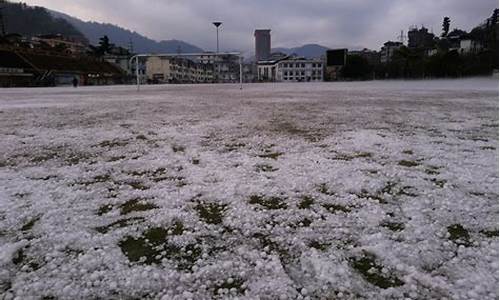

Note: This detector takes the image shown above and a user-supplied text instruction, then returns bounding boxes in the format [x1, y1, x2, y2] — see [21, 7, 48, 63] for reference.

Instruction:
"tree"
[90, 35, 115, 58]
[442, 17, 451, 37]
[447, 28, 467, 38]
[98, 35, 114, 54]
[341, 55, 372, 80]
[490, 8, 499, 28]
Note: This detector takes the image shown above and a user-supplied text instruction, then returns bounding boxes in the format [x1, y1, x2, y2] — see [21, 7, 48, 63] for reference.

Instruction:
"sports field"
[0, 79, 498, 299]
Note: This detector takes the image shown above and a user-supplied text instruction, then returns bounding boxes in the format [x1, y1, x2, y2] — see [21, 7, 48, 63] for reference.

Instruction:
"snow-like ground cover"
[0, 79, 498, 300]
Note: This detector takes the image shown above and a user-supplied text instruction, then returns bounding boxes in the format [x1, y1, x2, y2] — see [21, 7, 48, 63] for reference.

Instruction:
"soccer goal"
[129, 52, 244, 91]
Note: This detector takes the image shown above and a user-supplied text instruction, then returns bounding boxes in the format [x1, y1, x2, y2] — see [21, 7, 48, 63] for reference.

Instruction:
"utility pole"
[128, 38, 134, 54]
[397, 30, 407, 44]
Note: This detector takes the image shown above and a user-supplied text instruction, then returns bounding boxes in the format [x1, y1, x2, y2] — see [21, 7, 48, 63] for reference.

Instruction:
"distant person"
[72, 78, 79, 88]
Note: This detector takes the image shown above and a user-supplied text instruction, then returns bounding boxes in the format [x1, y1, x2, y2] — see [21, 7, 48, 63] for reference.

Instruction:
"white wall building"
[257, 57, 323, 82]
[459, 40, 483, 55]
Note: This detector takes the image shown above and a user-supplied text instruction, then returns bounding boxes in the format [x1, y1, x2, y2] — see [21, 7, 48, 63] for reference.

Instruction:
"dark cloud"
[20, 0, 498, 52]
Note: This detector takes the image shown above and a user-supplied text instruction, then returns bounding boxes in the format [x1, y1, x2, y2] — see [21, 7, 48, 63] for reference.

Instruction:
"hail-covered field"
[0, 79, 498, 300]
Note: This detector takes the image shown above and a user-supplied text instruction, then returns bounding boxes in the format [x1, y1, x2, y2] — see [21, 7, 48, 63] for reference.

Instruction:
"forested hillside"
[2, 2, 87, 42]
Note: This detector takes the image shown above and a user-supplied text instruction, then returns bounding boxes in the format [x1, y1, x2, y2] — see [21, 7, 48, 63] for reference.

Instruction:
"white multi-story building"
[459, 40, 483, 55]
[257, 56, 323, 82]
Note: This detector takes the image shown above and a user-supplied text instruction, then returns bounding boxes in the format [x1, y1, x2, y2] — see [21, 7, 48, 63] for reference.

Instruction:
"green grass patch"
[381, 182, 418, 198]
[350, 252, 404, 289]
[298, 196, 315, 209]
[169, 220, 185, 236]
[249, 195, 288, 210]
[108, 156, 126, 162]
[119, 227, 168, 265]
[12, 248, 26, 265]
[258, 152, 283, 160]
[95, 217, 145, 234]
[21, 217, 40, 232]
[172, 145, 186, 153]
[448, 224, 471, 246]
[398, 160, 420, 167]
[480, 229, 499, 238]
[425, 168, 440, 175]
[97, 204, 114, 216]
[332, 152, 372, 161]
[309, 240, 331, 251]
[381, 221, 405, 232]
[357, 189, 387, 204]
[224, 142, 246, 152]
[194, 202, 227, 225]
[290, 218, 312, 228]
[253, 233, 291, 263]
[30, 152, 58, 163]
[430, 178, 447, 188]
[120, 199, 158, 215]
[126, 180, 150, 190]
[256, 164, 278, 172]
[98, 139, 128, 148]
[318, 183, 335, 196]
[119, 222, 193, 268]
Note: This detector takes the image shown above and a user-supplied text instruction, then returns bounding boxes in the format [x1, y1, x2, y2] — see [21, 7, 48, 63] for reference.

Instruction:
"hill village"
[0, 3, 498, 87]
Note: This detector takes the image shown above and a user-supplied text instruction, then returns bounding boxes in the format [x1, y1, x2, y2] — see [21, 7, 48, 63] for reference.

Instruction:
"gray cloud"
[19, 0, 498, 52]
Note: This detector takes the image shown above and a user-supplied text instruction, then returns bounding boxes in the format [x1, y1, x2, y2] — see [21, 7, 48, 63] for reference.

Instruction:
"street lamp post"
[213, 22, 222, 53]
[213, 22, 222, 83]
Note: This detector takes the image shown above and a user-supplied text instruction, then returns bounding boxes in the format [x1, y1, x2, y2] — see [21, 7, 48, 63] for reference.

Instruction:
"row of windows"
[283, 77, 323, 81]
[281, 63, 323, 68]
[283, 71, 323, 76]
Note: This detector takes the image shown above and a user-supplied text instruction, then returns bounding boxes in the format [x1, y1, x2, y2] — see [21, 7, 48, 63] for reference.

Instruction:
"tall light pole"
[212, 22, 222, 83]
[213, 22, 222, 53]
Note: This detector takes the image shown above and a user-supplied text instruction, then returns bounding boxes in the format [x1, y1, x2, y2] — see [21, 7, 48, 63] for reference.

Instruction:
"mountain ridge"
[48, 10, 204, 54]
[272, 44, 330, 58]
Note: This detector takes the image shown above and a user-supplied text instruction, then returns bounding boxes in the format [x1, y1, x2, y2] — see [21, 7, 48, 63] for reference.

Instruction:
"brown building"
[0, 48, 124, 87]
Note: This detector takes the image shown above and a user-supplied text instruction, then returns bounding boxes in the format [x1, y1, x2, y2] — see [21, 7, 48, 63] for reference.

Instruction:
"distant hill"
[272, 44, 330, 58]
[49, 10, 204, 54]
[2, 1, 87, 42]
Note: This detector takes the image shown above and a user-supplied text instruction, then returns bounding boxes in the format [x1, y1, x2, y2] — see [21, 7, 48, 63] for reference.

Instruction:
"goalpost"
[129, 52, 244, 91]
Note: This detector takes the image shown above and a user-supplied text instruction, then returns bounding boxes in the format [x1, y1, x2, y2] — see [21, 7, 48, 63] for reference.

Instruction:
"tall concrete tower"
[254, 29, 271, 62]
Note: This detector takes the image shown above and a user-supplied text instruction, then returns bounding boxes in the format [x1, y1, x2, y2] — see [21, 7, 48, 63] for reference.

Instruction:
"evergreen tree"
[442, 17, 451, 37]
[342, 55, 372, 80]
[98, 35, 114, 54]
[90, 35, 115, 57]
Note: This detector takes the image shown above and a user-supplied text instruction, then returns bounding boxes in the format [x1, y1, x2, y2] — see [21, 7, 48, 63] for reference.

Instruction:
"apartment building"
[145, 56, 214, 84]
[380, 41, 403, 63]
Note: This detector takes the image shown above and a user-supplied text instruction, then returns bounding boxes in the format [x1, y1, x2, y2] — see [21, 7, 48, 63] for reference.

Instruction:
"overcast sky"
[19, 0, 498, 52]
